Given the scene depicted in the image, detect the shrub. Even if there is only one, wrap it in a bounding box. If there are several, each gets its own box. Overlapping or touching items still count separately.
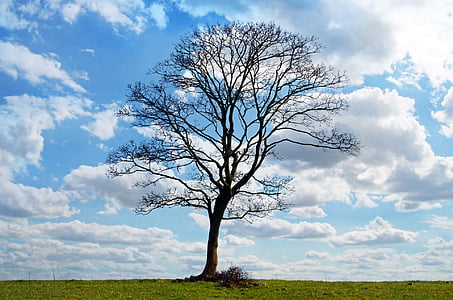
[216,265,250,288]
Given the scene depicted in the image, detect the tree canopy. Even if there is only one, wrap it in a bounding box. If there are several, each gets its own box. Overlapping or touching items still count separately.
[107,22,360,279]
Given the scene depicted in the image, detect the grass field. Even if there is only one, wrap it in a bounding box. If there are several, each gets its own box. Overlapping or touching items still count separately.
[0,279,452,299]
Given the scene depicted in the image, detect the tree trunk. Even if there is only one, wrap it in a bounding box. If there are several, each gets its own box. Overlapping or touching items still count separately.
[192,194,229,281]
[198,214,222,280]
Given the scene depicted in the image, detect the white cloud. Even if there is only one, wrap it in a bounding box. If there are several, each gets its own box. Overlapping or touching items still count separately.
[172,0,453,87]
[386,56,424,90]
[189,212,210,228]
[426,215,453,230]
[81,48,96,56]
[173,0,251,18]
[0,181,78,219]
[0,219,206,279]
[48,95,93,121]
[81,105,119,140]
[342,88,432,167]
[63,159,199,214]
[61,2,83,23]
[284,167,352,207]
[63,164,176,211]
[0,0,32,30]
[272,87,453,212]
[416,237,453,269]
[432,87,453,138]
[18,0,42,16]
[290,207,327,218]
[425,237,453,251]
[148,3,168,29]
[57,0,168,33]
[330,217,418,247]
[3,0,170,34]
[72,70,89,81]
[0,94,91,219]
[173,0,395,84]
[224,217,336,240]
[189,213,335,240]
[34,220,176,244]
[332,248,396,265]
[0,41,86,92]
[228,254,282,272]
[324,248,406,280]
[223,234,255,247]
[385,155,453,210]
[265,86,433,208]
[305,250,329,259]
[352,192,379,208]
[63,164,141,209]
[394,201,442,213]
[0,94,92,179]
[0,238,163,279]
[225,242,453,281]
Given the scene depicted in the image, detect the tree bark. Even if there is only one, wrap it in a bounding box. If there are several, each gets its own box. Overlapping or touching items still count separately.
[192,194,229,281]
[198,214,222,280]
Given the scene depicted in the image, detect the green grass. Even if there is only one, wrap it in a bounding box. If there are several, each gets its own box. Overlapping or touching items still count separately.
[0,279,452,299]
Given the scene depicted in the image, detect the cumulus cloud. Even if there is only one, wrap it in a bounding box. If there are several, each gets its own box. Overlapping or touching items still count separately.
[342,88,432,167]
[432,87,453,138]
[176,0,394,84]
[284,167,352,207]
[172,0,453,87]
[62,164,179,213]
[190,213,336,239]
[44,0,167,33]
[81,105,119,140]
[344,89,453,209]
[188,212,210,228]
[0,181,78,219]
[0,41,86,92]
[0,219,205,253]
[290,207,327,219]
[217,241,453,280]
[0,94,92,219]
[223,234,255,247]
[416,237,453,269]
[0,238,162,279]
[0,94,91,178]
[34,220,175,245]
[228,254,282,272]
[0,219,206,279]
[3,0,170,34]
[394,200,443,213]
[305,250,329,259]
[330,217,418,247]
[272,86,453,212]
[332,248,396,265]
[63,164,141,211]
[64,0,145,32]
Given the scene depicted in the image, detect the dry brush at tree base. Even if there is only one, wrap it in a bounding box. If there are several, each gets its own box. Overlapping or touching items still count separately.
[107,22,360,280]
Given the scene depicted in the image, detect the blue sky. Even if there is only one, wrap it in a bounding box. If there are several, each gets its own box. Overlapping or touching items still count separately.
[1,0,453,281]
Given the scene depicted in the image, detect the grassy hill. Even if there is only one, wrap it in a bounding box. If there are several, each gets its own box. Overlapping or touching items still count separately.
[1,279,452,299]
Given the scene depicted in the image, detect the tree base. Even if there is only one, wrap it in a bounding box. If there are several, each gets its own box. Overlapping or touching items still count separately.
[188,273,217,282]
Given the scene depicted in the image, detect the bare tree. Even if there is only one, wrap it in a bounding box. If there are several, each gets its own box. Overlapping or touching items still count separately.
[107,22,359,280]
